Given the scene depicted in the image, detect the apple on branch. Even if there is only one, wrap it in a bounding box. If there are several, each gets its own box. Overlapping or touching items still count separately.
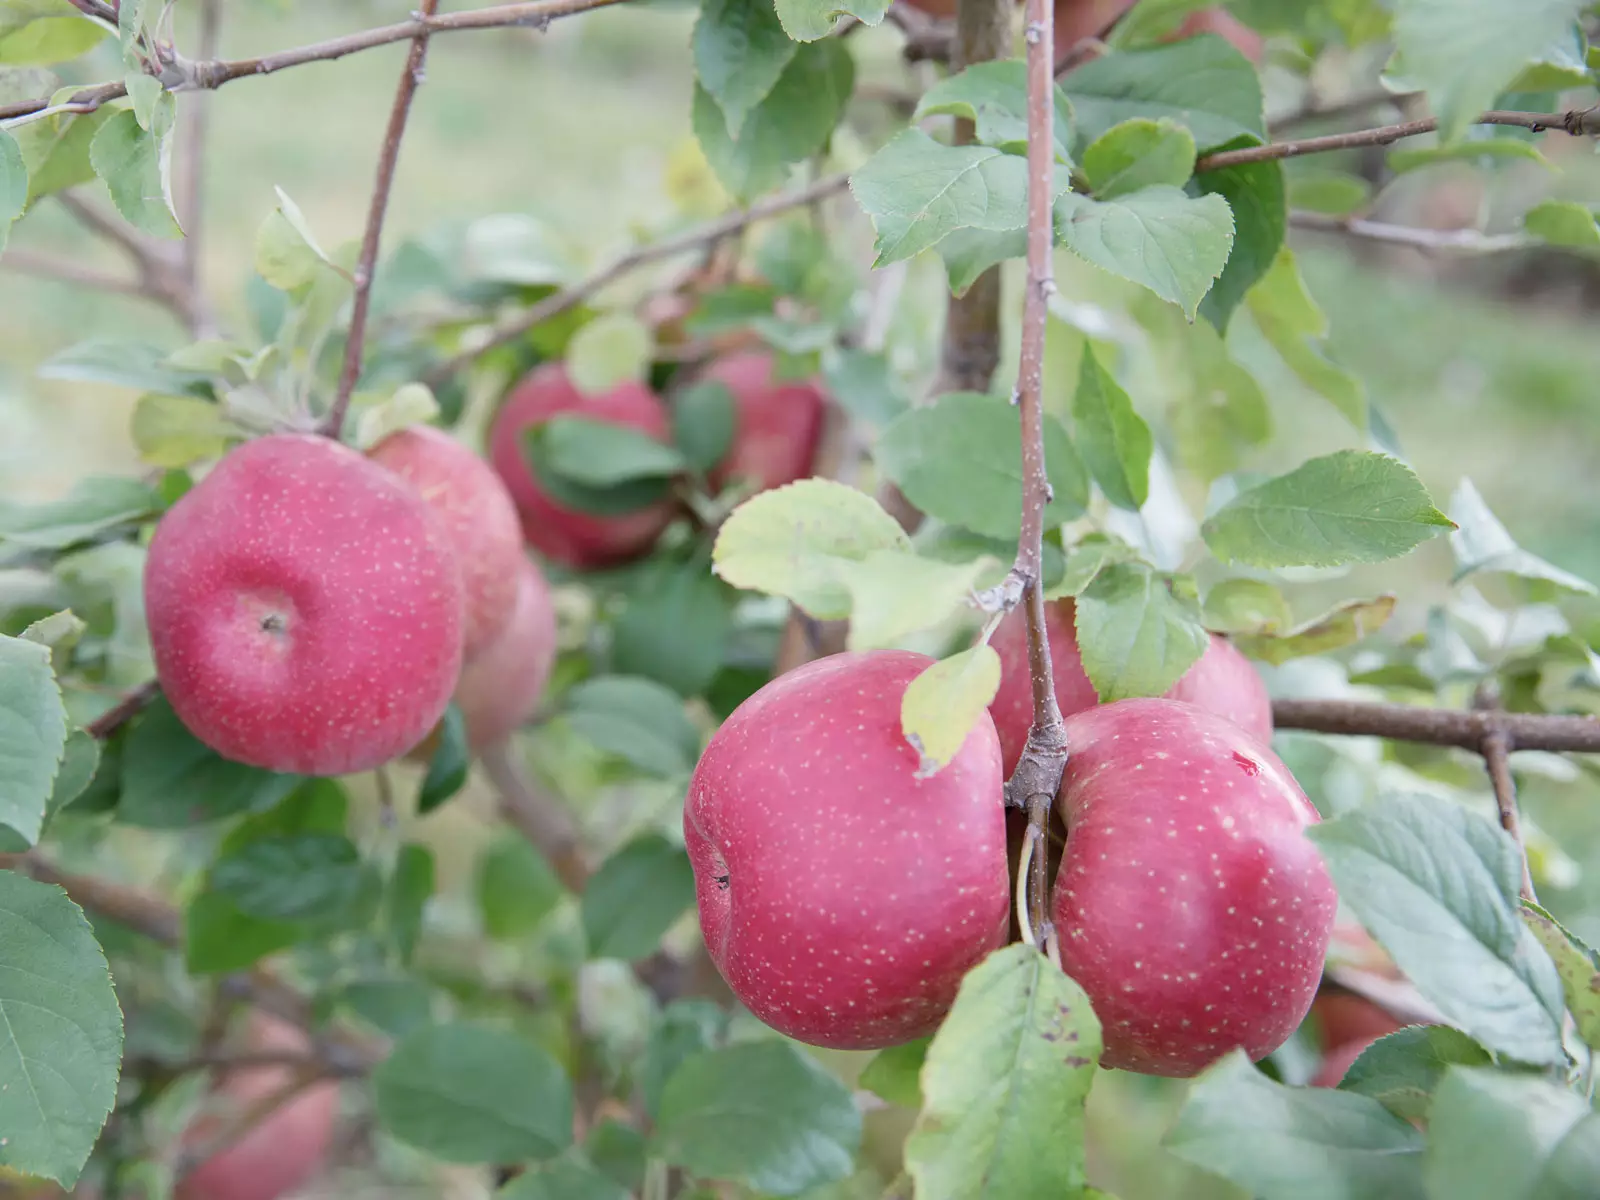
[684,649,1010,1050]
[698,350,826,496]
[452,558,558,751]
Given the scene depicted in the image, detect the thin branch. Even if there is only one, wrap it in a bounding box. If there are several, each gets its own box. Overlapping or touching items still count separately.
[85,679,161,740]
[322,0,440,438]
[176,0,222,336]
[478,741,591,894]
[1196,107,1600,173]
[1271,697,1600,754]
[1475,685,1537,903]
[422,174,850,388]
[55,192,199,326]
[1290,211,1537,255]
[0,249,147,295]
[0,0,628,124]
[1,853,182,943]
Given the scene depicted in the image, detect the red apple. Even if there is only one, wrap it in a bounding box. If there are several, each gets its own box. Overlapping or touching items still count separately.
[1051,699,1338,1076]
[1311,991,1404,1053]
[176,1015,340,1200]
[454,559,558,750]
[988,598,1272,774]
[1309,1032,1380,1089]
[144,433,464,776]
[698,351,826,495]
[684,650,1010,1050]
[488,363,676,570]
[369,424,523,659]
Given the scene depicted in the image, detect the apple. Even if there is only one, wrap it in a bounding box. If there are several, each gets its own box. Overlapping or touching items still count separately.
[454,559,558,750]
[1169,8,1264,63]
[988,598,1272,774]
[684,649,1010,1050]
[368,424,524,659]
[698,351,826,495]
[144,433,464,776]
[176,1015,340,1200]
[1051,698,1338,1076]
[1310,990,1404,1053]
[488,362,676,570]
[1309,1032,1381,1090]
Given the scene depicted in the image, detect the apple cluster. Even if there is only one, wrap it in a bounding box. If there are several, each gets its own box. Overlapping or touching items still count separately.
[686,605,1338,1078]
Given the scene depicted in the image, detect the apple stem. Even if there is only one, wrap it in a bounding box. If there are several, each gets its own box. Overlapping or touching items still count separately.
[320,0,443,441]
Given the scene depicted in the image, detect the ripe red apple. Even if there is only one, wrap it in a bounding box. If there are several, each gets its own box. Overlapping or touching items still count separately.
[369,424,523,659]
[988,598,1272,774]
[145,433,464,776]
[454,559,558,750]
[698,351,826,495]
[684,649,1010,1050]
[1052,699,1338,1076]
[488,363,676,570]
[176,1015,340,1200]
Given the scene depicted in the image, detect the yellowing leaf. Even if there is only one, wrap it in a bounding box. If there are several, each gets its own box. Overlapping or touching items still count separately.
[901,644,1001,778]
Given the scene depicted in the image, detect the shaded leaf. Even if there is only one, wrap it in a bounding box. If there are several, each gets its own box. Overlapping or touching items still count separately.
[1072,344,1152,510]
[1338,1026,1492,1122]
[1425,1066,1600,1200]
[1246,247,1365,427]
[692,0,796,139]
[564,677,701,779]
[1082,117,1195,199]
[915,60,1076,162]
[582,834,697,961]
[0,632,65,845]
[1064,35,1265,151]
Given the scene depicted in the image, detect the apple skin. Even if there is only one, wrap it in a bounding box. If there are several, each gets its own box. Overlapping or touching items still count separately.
[684,650,1011,1050]
[988,598,1272,774]
[144,433,464,776]
[176,1015,340,1200]
[454,559,558,750]
[488,363,676,570]
[369,424,524,659]
[698,351,826,495]
[1051,699,1338,1077]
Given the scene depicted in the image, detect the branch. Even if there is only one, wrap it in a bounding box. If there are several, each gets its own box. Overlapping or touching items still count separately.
[0,249,146,295]
[54,192,200,326]
[0,0,628,124]
[1,853,182,943]
[1271,697,1600,753]
[1290,211,1537,255]
[478,741,591,894]
[422,173,850,388]
[176,0,222,337]
[1196,107,1600,173]
[84,679,160,740]
[1475,685,1536,903]
[322,0,441,439]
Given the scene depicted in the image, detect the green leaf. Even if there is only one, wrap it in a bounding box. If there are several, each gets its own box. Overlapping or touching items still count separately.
[937,225,1025,296]
[1055,187,1234,320]
[1082,117,1195,199]
[386,843,434,965]
[652,1040,862,1196]
[335,979,434,1039]
[821,349,909,430]
[671,380,737,474]
[38,338,209,396]
[1338,1026,1492,1122]
[582,834,697,961]
[1072,344,1152,510]
[875,392,1088,540]
[0,633,65,845]
[1165,1050,1424,1200]
[87,106,180,239]
[1523,199,1600,249]
[12,100,110,203]
[120,696,302,827]
[478,835,566,941]
[772,0,890,41]
[0,475,160,551]
[501,1152,631,1200]
[613,562,731,697]
[520,421,676,518]
[0,13,105,66]
[1306,792,1566,1065]
[124,71,160,131]
[352,382,438,452]
[374,1023,574,1164]
[184,889,302,974]
[210,833,366,923]
[129,393,241,468]
[692,0,795,139]
[461,212,579,286]
[914,60,1076,162]
[1064,35,1265,152]
[713,478,910,617]
[418,704,469,815]
[567,312,655,396]
[905,944,1101,1200]
[851,129,1039,266]
[255,187,342,291]
[641,1000,727,1120]
[46,730,100,817]
[0,127,25,253]
[1042,533,1140,601]
[117,0,143,59]
[0,873,123,1187]
[1245,247,1365,426]
[1424,1067,1600,1200]
[838,550,992,652]
[1074,561,1208,702]
[1391,0,1587,143]
[859,1037,928,1109]
[1202,450,1454,569]
[1287,168,1373,216]
[564,676,700,778]
[1232,595,1397,665]
[1202,578,1292,635]
[1449,478,1596,594]
[1196,146,1285,331]
[693,40,852,198]
[900,644,1002,778]
[1521,901,1600,1051]
[1388,135,1546,173]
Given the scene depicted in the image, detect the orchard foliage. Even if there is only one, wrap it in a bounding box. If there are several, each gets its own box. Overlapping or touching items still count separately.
[1,0,1599,1197]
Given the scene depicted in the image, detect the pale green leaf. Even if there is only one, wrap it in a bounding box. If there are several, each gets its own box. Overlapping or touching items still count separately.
[130,394,242,468]
[1233,595,1397,665]
[1425,1067,1600,1200]
[0,127,25,253]
[0,633,65,845]
[1448,478,1595,594]
[123,71,159,131]
[905,944,1101,1199]
[1338,1026,1492,1122]
[839,550,992,652]
[353,383,439,452]
[1072,344,1151,510]
[1074,561,1208,702]
[1064,35,1265,151]
[1523,199,1600,249]
[0,13,105,66]
[692,0,796,139]
[567,312,654,396]
[859,1038,928,1110]
[773,0,890,41]
[1082,117,1195,199]
[564,677,701,779]
[87,105,179,238]
[937,225,1025,296]
[1520,901,1600,1051]
[1201,450,1454,569]
[0,475,160,551]
[1202,578,1292,635]
[900,644,1001,778]
[581,835,696,962]
[1245,247,1365,427]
